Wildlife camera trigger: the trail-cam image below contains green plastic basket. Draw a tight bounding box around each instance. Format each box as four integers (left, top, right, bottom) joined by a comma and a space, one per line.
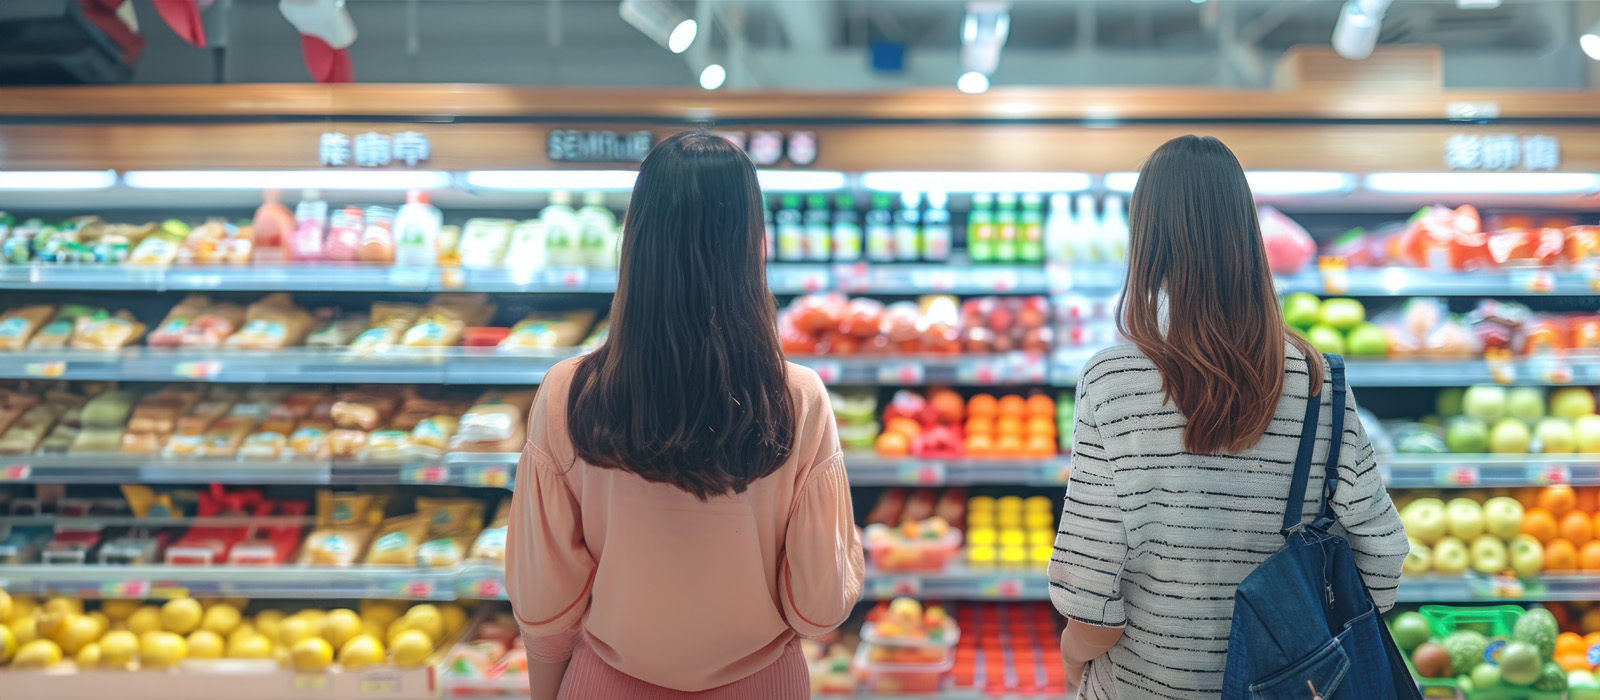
1401, 605, 1563, 700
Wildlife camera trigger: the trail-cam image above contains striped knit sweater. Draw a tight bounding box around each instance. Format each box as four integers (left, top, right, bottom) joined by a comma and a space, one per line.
1048, 343, 1409, 700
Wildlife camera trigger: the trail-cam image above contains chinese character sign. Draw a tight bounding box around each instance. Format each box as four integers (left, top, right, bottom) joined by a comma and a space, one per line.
1445, 134, 1559, 171
319, 131, 431, 168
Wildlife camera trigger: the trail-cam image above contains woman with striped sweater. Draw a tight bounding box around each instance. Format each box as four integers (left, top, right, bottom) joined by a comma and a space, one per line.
1048, 135, 1409, 699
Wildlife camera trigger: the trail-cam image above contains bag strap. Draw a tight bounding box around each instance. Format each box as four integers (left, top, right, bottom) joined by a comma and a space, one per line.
1313, 354, 1347, 529
1280, 353, 1323, 537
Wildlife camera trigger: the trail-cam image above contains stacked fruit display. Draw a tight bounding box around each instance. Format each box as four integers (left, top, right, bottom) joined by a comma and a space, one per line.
1394, 605, 1583, 697
966, 495, 1055, 571
1430, 386, 1600, 455
0, 590, 459, 672
780, 293, 1053, 356
863, 489, 966, 573
855, 598, 958, 695
439, 608, 528, 693
832, 390, 879, 450
1326, 204, 1600, 271
1397, 486, 1600, 578
1282, 294, 1388, 357
871, 389, 1059, 460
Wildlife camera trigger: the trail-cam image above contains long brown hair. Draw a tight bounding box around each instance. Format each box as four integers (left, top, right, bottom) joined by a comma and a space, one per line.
567, 131, 795, 499
1117, 135, 1323, 454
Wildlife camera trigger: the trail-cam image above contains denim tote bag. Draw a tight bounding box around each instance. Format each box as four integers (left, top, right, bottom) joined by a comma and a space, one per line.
1221, 355, 1421, 700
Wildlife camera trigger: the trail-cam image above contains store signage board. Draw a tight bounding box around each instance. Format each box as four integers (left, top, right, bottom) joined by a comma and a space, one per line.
1445, 134, 1559, 171
320, 131, 431, 167
547, 129, 654, 162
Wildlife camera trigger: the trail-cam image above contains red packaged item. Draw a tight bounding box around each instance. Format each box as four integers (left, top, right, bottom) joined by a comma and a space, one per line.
1567, 226, 1600, 263
463, 326, 510, 347
865, 488, 910, 527
789, 293, 846, 335
1521, 318, 1569, 355
1489, 227, 1565, 266
1572, 317, 1600, 352
839, 298, 886, 338
322, 206, 365, 261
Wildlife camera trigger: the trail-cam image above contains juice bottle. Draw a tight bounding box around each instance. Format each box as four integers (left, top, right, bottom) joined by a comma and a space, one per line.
392, 189, 442, 267
1102, 193, 1129, 261
286, 189, 327, 262
775, 195, 804, 262
251, 189, 294, 262
893, 192, 921, 262
541, 191, 581, 267
803, 195, 832, 261
831, 194, 862, 262
921, 191, 951, 262
1019, 194, 1045, 263
1045, 194, 1072, 263
865, 193, 894, 262
968, 193, 995, 263
577, 191, 618, 267
323, 206, 364, 261
1073, 193, 1102, 262
763, 195, 775, 260
358, 206, 395, 264
994, 193, 1019, 263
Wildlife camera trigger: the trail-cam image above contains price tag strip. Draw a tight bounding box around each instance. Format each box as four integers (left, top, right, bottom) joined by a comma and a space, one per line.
1526, 463, 1571, 486
808, 360, 842, 384
401, 464, 449, 485
23, 361, 65, 378
895, 461, 947, 485
1434, 464, 1481, 487
876, 361, 925, 385
0, 463, 31, 482
466, 464, 511, 489
866, 575, 923, 599
980, 577, 1026, 599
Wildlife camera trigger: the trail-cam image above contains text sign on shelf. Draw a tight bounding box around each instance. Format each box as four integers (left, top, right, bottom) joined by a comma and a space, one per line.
548, 129, 654, 162
358, 676, 401, 695
808, 360, 842, 384
1445, 134, 1559, 171
1041, 461, 1071, 484
0, 463, 30, 482
401, 464, 449, 485
895, 462, 947, 485
23, 361, 65, 378
1435, 464, 1481, 487
101, 580, 150, 598
982, 577, 1026, 599
293, 674, 331, 693
876, 361, 925, 385
387, 267, 432, 288
867, 576, 922, 599
466, 464, 511, 489
174, 361, 222, 380
1510, 269, 1557, 294
397, 581, 434, 599
1527, 463, 1571, 486
320, 131, 430, 168
470, 577, 504, 599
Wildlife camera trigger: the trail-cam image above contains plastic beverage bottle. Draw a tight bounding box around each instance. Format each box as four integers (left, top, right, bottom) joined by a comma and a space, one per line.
921, 191, 952, 262
541, 191, 581, 267
323, 206, 364, 261
893, 192, 921, 262
831, 194, 862, 262
1019, 194, 1045, 263
775, 195, 805, 262
392, 189, 442, 267
577, 191, 618, 267
251, 189, 295, 261
286, 188, 327, 262
358, 206, 395, 263
968, 193, 996, 263
763, 196, 775, 260
1101, 193, 1130, 262
1045, 194, 1073, 263
994, 193, 1019, 263
1072, 193, 1101, 263
506, 219, 548, 271
865, 193, 895, 263
803, 195, 832, 261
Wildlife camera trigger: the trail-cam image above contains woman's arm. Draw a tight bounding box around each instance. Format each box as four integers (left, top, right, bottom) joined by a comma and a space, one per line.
1330, 392, 1410, 610
1060, 620, 1125, 690
779, 374, 865, 637
527, 660, 568, 700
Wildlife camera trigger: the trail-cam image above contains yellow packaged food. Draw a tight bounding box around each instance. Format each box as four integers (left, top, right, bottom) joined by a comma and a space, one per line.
408, 415, 458, 453
417, 535, 471, 569
348, 303, 422, 354
222, 294, 313, 350
364, 514, 428, 566
416, 497, 485, 537
497, 310, 595, 352
328, 428, 369, 459
316, 491, 376, 530
289, 420, 330, 459
70, 310, 146, 349
364, 430, 410, 460
299, 528, 372, 567
0, 305, 55, 350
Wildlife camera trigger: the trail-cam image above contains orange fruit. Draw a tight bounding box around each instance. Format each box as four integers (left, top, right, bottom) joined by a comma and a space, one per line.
1025, 416, 1057, 437
929, 389, 965, 424
1591, 511, 1600, 541
1524, 508, 1560, 543
1579, 487, 1600, 514
996, 416, 1024, 437
886, 417, 922, 439
1515, 487, 1543, 511
965, 416, 994, 437
1565, 511, 1597, 546
1541, 485, 1578, 517
1582, 542, 1600, 571
997, 395, 1026, 418
875, 431, 911, 457
964, 433, 994, 458
1559, 632, 1587, 656
1546, 538, 1579, 572
967, 394, 998, 418
1585, 630, 1600, 646
1024, 434, 1056, 458
1557, 653, 1592, 673
1025, 395, 1055, 418
994, 434, 1024, 457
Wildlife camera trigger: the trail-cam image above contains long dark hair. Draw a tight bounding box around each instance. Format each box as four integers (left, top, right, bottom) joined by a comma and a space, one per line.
1117, 135, 1323, 454
567, 131, 795, 499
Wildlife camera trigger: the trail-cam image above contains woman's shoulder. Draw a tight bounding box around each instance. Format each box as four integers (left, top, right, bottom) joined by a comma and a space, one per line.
1079, 343, 1159, 387
784, 361, 829, 407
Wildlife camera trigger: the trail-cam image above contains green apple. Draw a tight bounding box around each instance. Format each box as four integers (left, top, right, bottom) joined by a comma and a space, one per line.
1283, 292, 1322, 329
1534, 418, 1576, 454
1508, 387, 1548, 423
1403, 538, 1433, 575
1471, 663, 1503, 690
1470, 535, 1509, 574
1433, 536, 1471, 574
1345, 322, 1390, 357
1463, 385, 1509, 423
1509, 534, 1545, 579
1445, 416, 1490, 454
1489, 418, 1532, 454
1447, 498, 1486, 540
1401, 498, 1449, 545
1319, 298, 1366, 330
1391, 612, 1432, 652
1305, 324, 1346, 354
1568, 670, 1600, 700
1552, 387, 1597, 421
1484, 497, 1525, 539
1437, 387, 1466, 418
1577, 415, 1600, 454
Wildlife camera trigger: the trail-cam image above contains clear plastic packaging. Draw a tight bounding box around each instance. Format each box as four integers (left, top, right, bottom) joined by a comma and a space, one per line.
863, 524, 962, 573
851, 641, 954, 696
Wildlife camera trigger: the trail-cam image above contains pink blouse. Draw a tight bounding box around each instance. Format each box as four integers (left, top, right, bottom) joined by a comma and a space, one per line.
506, 359, 865, 693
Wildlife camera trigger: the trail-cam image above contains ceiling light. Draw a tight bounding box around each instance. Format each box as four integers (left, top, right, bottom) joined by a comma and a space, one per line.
1364, 172, 1600, 195
757, 170, 847, 192
699, 63, 726, 90
465, 170, 639, 192
957, 71, 990, 94
862, 171, 1091, 193
1583, 20, 1600, 60
0, 170, 116, 190
1331, 0, 1392, 60
1104, 171, 1354, 196
123, 170, 451, 190
961, 1, 1010, 76
619, 0, 697, 54
1104, 172, 1140, 193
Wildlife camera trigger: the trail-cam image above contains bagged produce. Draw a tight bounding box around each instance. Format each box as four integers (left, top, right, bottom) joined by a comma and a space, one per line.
0, 305, 54, 350
1259, 206, 1316, 274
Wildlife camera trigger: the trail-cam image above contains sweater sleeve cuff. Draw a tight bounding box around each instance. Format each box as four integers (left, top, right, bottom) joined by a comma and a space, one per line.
522, 625, 581, 664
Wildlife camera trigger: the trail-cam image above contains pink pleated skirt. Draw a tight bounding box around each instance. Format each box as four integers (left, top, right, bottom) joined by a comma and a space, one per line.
557, 638, 808, 700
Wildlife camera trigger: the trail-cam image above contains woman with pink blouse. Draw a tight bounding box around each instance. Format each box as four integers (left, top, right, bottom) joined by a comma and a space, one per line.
506, 131, 865, 699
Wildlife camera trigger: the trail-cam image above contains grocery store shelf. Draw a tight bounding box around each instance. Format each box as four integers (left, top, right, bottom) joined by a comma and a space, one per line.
845, 453, 1069, 486
1381, 454, 1600, 488
0, 452, 519, 489
1, 663, 439, 700
1054, 352, 1600, 388
1276, 267, 1600, 297
0, 561, 508, 601
791, 353, 1052, 386
0, 347, 578, 384
862, 567, 1053, 601
0, 263, 622, 293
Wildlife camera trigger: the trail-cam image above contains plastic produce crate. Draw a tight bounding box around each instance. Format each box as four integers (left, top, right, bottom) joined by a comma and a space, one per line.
1408, 605, 1561, 700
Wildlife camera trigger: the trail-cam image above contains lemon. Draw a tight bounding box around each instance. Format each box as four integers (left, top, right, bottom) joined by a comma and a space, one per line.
337, 634, 385, 670
228, 633, 274, 659
228, 621, 257, 648
440, 604, 466, 638
55, 614, 102, 655
99, 599, 140, 620
127, 606, 162, 635
160, 598, 203, 635
86, 611, 108, 638
187, 630, 224, 659
75, 641, 101, 668
0, 588, 11, 621
360, 619, 386, 641
291, 609, 326, 632
290, 637, 334, 672
278, 616, 318, 646
37, 610, 69, 641
206, 597, 250, 611
9, 615, 39, 645
254, 609, 286, 641
401, 605, 444, 642
359, 600, 404, 630
0, 623, 15, 664
385, 617, 413, 648
7, 595, 38, 623
390, 630, 432, 667
99, 630, 138, 668
200, 603, 241, 636
13, 639, 63, 669
139, 631, 187, 669
44, 597, 82, 617
322, 609, 362, 648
